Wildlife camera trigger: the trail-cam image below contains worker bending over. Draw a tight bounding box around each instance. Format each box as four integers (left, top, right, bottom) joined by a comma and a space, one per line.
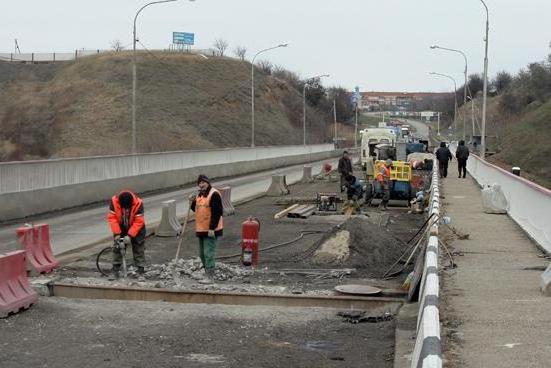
189, 174, 223, 279
376, 159, 392, 211
107, 190, 146, 278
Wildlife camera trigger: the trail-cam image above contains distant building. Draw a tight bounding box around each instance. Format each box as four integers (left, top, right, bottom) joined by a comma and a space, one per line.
354, 91, 452, 112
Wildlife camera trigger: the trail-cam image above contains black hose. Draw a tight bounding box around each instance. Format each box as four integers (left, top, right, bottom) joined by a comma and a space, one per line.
215, 230, 326, 260
406, 213, 436, 244
96, 246, 113, 277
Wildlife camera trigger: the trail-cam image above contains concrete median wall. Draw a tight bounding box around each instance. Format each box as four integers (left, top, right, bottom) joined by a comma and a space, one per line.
0, 145, 339, 222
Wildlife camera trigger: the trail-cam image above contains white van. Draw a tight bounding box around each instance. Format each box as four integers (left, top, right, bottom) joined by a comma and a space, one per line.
360, 128, 397, 170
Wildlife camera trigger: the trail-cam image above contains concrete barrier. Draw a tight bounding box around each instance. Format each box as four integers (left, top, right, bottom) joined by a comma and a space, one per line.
155, 200, 181, 237
266, 175, 290, 197
300, 165, 313, 183
411, 168, 442, 368
0, 145, 340, 221
218, 186, 235, 216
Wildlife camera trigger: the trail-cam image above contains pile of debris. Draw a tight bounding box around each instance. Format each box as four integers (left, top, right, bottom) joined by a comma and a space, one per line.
146, 258, 254, 282
309, 217, 408, 277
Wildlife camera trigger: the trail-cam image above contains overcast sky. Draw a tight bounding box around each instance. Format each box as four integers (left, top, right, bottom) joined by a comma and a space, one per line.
1, 0, 550, 92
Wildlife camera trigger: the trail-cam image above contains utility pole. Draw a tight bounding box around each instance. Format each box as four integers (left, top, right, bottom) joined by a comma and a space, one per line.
437, 112, 440, 136
333, 99, 337, 145
354, 105, 358, 148
480, 0, 489, 159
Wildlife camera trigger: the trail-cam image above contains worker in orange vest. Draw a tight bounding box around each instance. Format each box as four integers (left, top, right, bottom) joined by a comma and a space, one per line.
376, 159, 392, 210
107, 190, 146, 278
189, 175, 223, 279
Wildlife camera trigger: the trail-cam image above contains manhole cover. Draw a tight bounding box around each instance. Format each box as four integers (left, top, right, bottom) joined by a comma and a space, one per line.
334, 284, 381, 295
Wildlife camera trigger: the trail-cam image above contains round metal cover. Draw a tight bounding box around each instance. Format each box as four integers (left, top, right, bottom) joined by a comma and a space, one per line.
335, 284, 382, 295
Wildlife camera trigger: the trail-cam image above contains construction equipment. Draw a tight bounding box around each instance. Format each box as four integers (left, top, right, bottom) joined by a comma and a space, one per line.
366, 160, 413, 207
316, 192, 338, 212
96, 237, 129, 278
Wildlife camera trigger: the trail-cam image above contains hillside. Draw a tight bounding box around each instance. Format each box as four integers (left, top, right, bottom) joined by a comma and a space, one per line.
0, 52, 337, 161
454, 95, 551, 188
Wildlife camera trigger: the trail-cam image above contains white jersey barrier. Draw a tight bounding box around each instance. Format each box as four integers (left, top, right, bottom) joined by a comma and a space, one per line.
466, 153, 551, 253
411, 165, 442, 368
0, 144, 337, 221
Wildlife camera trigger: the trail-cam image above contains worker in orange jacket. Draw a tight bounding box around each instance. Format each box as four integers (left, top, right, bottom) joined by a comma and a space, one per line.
107, 190, 146, 278
376, 159, 392, 210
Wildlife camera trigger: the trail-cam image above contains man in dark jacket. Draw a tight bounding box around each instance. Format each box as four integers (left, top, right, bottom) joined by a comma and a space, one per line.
435, 142, 453, 178
338, 151, 353, 192
189, 174, 223, 278
455, 140, 470, 178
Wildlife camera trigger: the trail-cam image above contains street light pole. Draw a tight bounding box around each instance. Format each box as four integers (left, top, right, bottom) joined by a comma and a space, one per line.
467, 96, 476, 140
333, 99, 337, 144
479, 0, 489, 159
430, 45, 468, 140
250, 43, 288, 147
132, 0, 179, 155
429, 72, 458, 134
302, 74, 329, 145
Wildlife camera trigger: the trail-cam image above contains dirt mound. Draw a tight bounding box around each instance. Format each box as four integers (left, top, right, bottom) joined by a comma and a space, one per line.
310, 217, 408, 277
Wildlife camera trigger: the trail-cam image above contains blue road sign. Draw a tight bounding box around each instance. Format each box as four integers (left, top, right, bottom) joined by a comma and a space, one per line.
173, 32, 194, 45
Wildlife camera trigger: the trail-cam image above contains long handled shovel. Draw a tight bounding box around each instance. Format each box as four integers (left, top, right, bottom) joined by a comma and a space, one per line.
174, 204, 192, 263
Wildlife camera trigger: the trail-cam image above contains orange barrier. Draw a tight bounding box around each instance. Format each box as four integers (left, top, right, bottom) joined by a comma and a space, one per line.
0, 250, 38, 318
16, 224, 59, 274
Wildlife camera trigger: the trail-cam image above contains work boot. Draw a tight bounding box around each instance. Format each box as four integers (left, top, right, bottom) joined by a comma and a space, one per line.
137, 266, 145, 275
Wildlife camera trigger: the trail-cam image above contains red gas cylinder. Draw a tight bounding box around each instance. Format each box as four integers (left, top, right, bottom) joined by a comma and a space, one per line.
241, 217, 260, 266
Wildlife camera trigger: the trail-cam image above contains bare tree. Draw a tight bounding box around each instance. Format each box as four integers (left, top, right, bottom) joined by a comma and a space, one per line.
257, 60, 273, 75
233, 45, 247, 61
213, 38, 229, 57
110, 40, 125, 52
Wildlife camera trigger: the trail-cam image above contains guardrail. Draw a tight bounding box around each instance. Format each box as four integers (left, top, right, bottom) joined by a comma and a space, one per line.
411, 164, 442, 368
0, 48, 224, 64
0, 144, 334, 194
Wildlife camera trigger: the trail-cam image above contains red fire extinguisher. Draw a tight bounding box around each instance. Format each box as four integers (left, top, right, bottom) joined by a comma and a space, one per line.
241, 217, 260, 266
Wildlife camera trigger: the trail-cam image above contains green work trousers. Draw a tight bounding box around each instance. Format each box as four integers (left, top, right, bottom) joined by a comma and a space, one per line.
113, 239, 146, 269
198, 236, 219, 271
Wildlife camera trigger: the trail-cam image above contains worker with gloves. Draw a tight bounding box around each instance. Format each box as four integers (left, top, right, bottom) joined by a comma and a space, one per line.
189, 174, 223, 278
376, 159, 392, 210
107, 190, 146, 278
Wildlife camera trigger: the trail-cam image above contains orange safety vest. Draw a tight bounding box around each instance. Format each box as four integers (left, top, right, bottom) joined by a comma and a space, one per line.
376, 166, 391, 183
195, 188, 223, 232
107, 191, 145, 238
